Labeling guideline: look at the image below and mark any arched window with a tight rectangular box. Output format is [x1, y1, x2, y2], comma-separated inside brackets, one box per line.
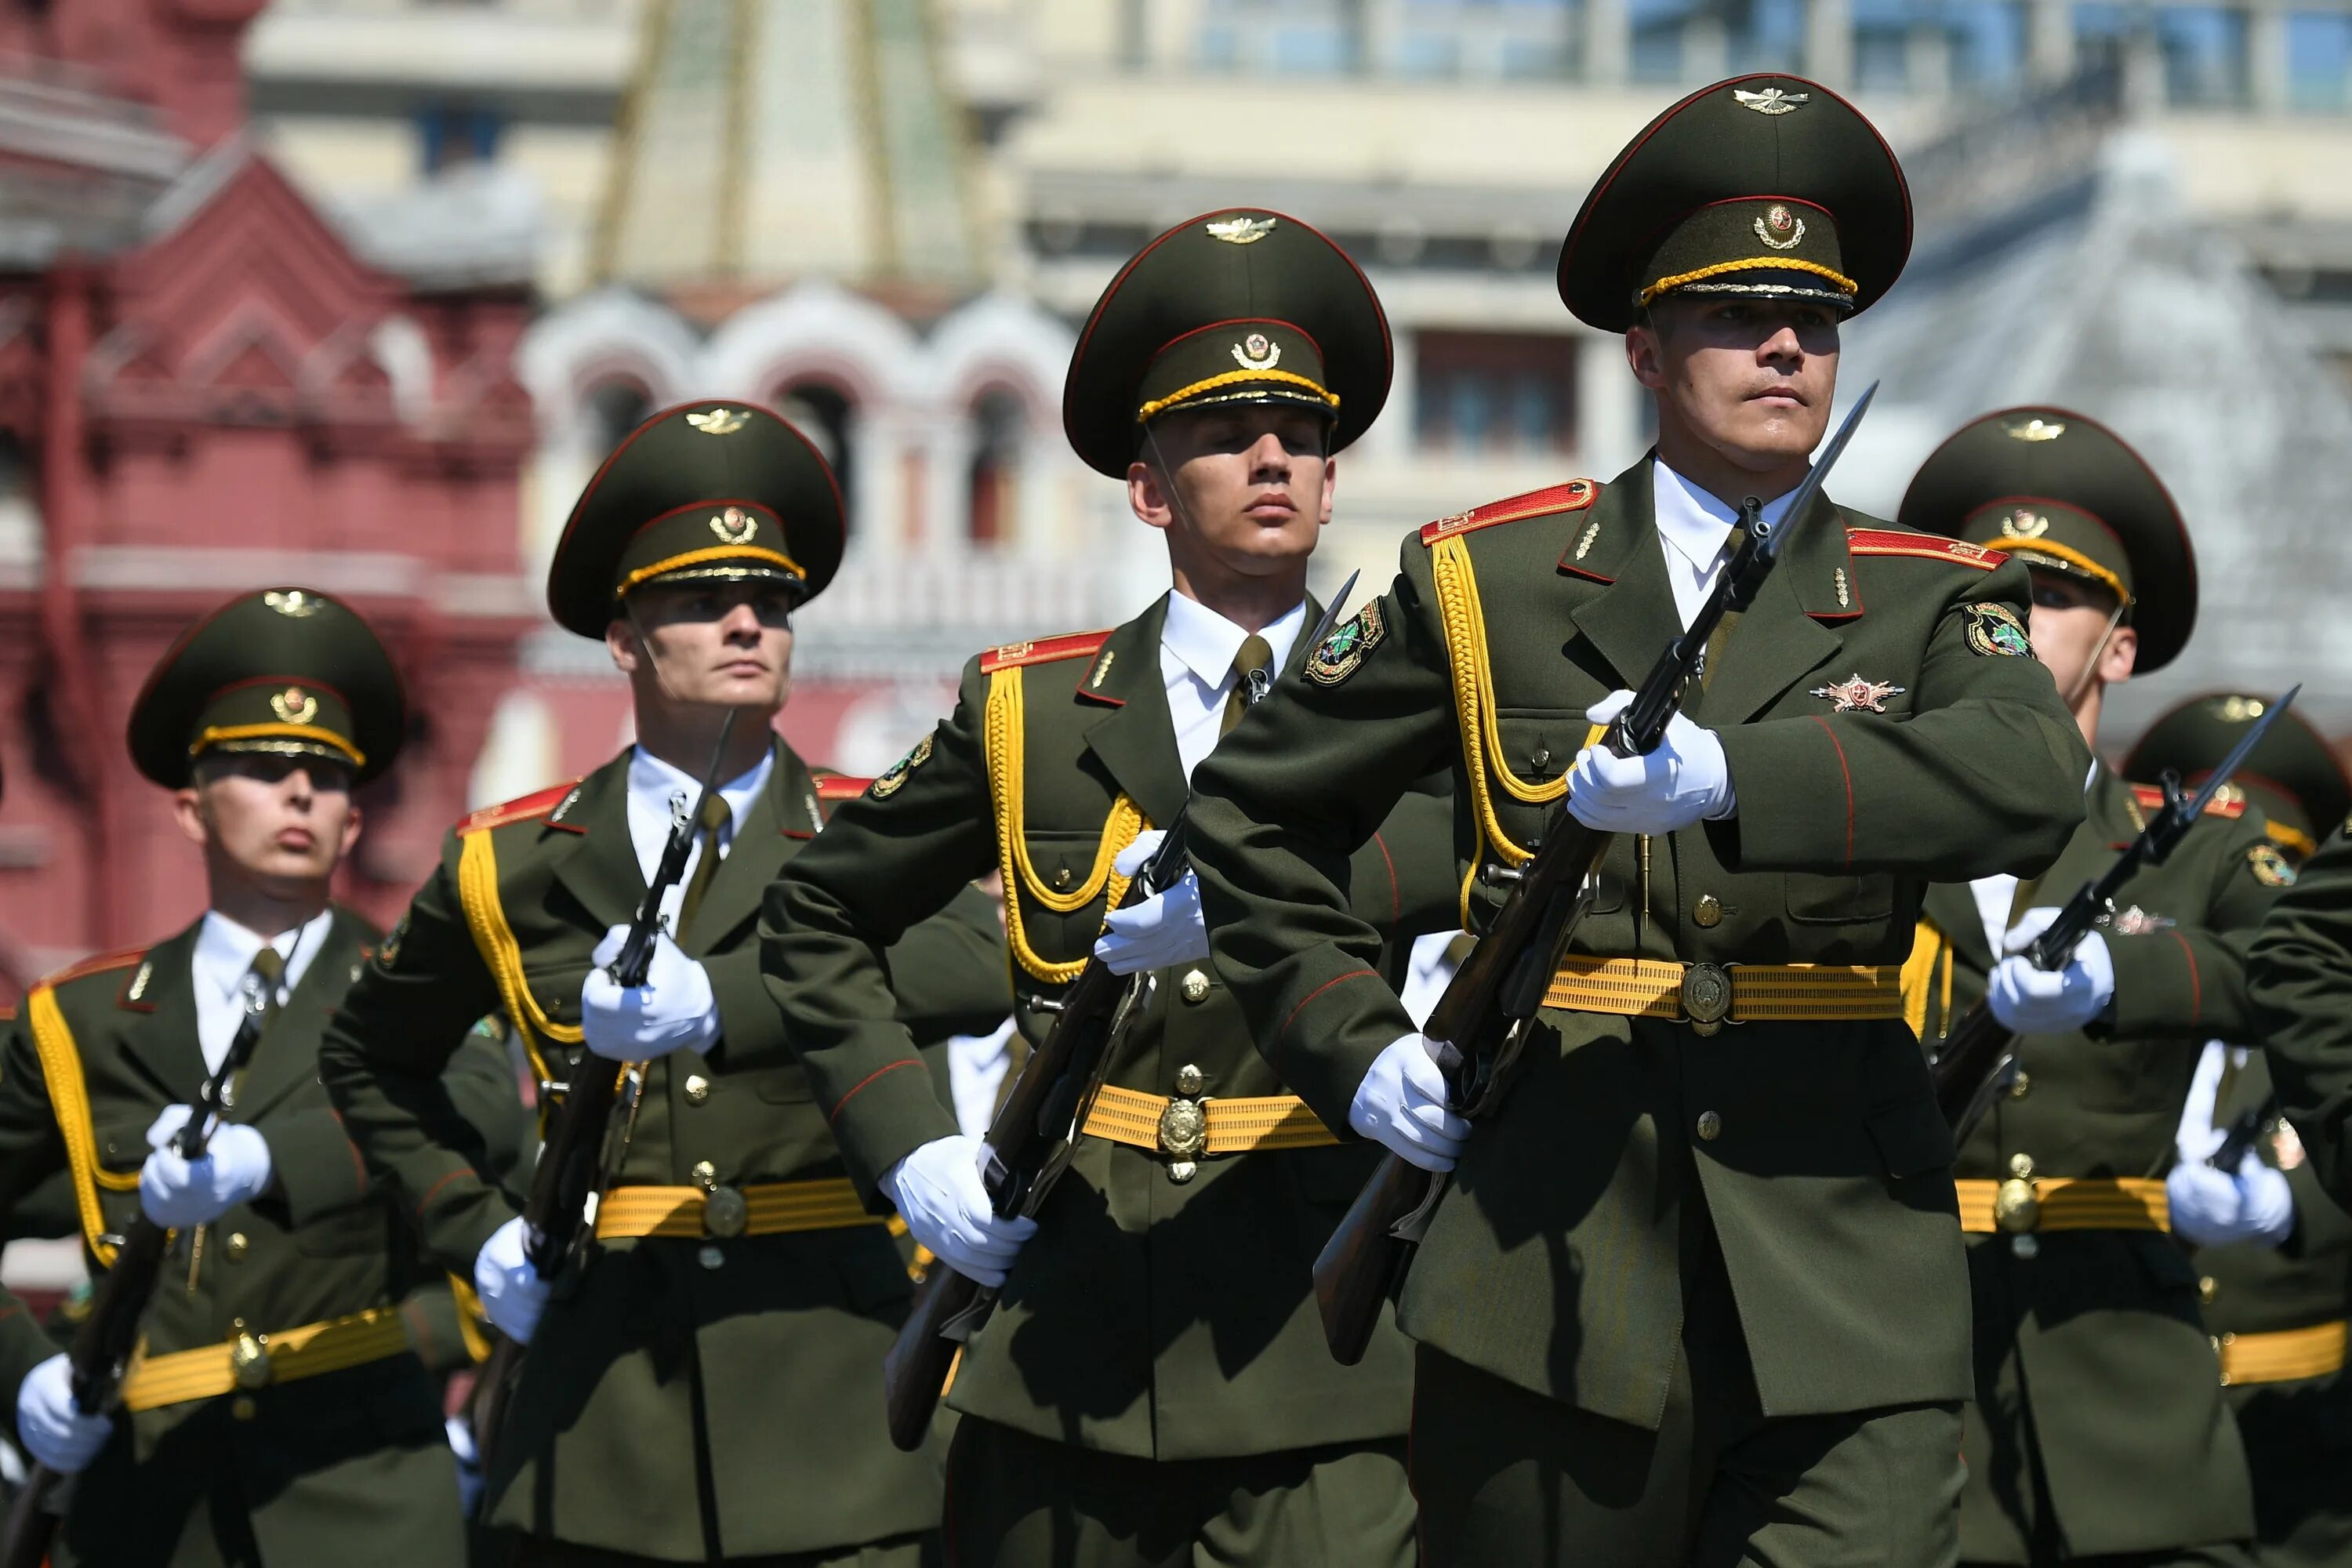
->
[967, 387, 1025, 547]
[773, 381, 856, 521]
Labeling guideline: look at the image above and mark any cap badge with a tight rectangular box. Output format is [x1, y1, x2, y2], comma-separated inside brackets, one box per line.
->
[263, 590, 321, 619]
[1206, 215, 1277, 245]
[1231, 334, 1282, 372]
[1809, 673, 1905, 713]
[685, 408, 751, 437]
[2005, 417, 2066, 442]
[1733, 86, 1809, 115]
[270, 687, 318, 725]
[1755, 205, 1804, 251]
[2000, 509, 2051, 540]
[710, 506, 759, 545]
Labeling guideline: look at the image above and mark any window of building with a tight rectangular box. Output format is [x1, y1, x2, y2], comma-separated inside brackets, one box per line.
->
[967, 389, 1025, 548]
[1199, 0, 1359, 73]
[2289, 12, 2352, 109]
[416, 103, 503, 174]
[1631, 0, 1695, 81]
[1726, 0, 1809, 73]
[775, 381, 857, 523]
[2154, 4, 2249, 105]
[1414, 332, 1579, 455]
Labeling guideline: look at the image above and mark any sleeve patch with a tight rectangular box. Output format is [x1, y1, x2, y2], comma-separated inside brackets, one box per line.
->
[869, 734, 933, 798]
[2249, 842, 2299, 887]
[1305, 601, 1385, 686]
[1962, 602, 2034, 657]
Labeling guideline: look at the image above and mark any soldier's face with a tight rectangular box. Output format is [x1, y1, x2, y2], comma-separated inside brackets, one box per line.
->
[175, 755, 361, 892]
[608, 581, 797, 716]
[2025, 568, 2137, 715]
[1628, 298, 1839, 470]
[1126, 406, 1335, 577]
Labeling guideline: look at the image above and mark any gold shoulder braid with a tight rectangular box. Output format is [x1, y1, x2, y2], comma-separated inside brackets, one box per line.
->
[982, 663, 1149, 983]
[1898, 921, 1956, 1042]
[455, 830, 583, 1092]
[24, 988, 143, 1266]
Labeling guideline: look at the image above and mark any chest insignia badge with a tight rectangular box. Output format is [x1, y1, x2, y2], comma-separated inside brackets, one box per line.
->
[1305, 601, 1385, 687]
[1809, 673, 1904, 713]
[2107, 906, 2176, 935]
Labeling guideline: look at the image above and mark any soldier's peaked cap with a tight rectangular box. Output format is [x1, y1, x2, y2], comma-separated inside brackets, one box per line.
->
[547, 398, 845, 639]
[1063, 209, 1392, 478]
[1898, 405, 2196, 674]
[2125, 694, 2349, 850]
[1559, 74, 1911, 332]
[129, 587, 407, 789]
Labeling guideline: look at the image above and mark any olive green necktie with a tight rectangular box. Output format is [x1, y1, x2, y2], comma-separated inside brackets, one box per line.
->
[244, 946, 285, 1025]
[1221, 635, 1275, 737]
[676, 793, 732, 937]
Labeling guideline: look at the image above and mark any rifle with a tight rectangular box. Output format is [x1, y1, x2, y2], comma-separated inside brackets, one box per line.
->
[2210, 1091, 2278, 1173]
[1312, 384, 1880, 1365]
[882, 575, 1362, 1452]
[468, 710, 739, 1472]
[1929, 685, 2301, 1144]
[1, 964, 278, 1566]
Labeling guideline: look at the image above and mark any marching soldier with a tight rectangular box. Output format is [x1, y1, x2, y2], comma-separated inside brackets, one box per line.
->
[1899, 409, 2285, 1567]
[2135, 696, 2352, 1568]
[0, 587, 525, 1564]
[1177, 78, 2092, 1566]
[2251, 820, 2352, 1210]
[318, 403, 1011, 1566]
[762, 211, 1456, 1566]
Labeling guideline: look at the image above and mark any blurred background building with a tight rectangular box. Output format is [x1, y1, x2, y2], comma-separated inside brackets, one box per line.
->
[2, 0, 2347, 993]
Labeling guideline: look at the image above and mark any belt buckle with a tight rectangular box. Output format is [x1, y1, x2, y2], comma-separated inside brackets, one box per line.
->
[1681, 963, 1734, 1037]
[1994, 1178, 2040, 1234]
[230, 1331, 272, 1391]
[1157, 1064, 1208, 1185]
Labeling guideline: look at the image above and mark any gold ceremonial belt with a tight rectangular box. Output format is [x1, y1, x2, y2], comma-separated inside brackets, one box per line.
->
[120, 1307, 410, 1412]
[1955, 1176, 2170, 1235]
[1081, 1085, 1338, 1167]
[1544, 956, 1904, 1036]
[2216, 1320, 2347, 1386]
[594, 1177, 882, 1242]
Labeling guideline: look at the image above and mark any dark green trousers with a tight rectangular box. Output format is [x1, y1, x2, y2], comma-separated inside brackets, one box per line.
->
[1961, 1552, 2255, 1567]
[941, 1417, 1413, 1568]
[1410, 1167, 1962, 1567]
[2231, 1372, 2352, 1568]
[503, 1529, 938, 1566]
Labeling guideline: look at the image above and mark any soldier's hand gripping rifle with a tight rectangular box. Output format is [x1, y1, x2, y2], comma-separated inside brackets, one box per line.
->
[1312, 384, 1879, 1366]
[881, 576, 1363, 1453]
[1930, 685, 2301, 1144]
[469, 710, 739, 1469]
[1, 966, 278, 1567]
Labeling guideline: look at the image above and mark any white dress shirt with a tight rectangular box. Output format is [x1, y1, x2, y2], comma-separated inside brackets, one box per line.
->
[1159, 592, 1307, 782]
[190, 909, 332, 1074]
[1650, 459, 1803, 631]
[624, 745, 775, 934]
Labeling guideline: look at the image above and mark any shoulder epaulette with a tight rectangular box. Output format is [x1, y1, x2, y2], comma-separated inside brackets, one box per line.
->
[1845, 529, 2002, 571]
[2131, 782, 2246, 819]
[814, 774, 872, 800]
[978, 630, 1112, 673]
[1420, 479, 1599, 546]
[456, 779, 582, 837]
[35, 946, 143, 993]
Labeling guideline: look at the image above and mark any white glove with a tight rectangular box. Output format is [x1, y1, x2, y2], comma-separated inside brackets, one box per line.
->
[2168, 1133, 2296, 1250]
[447, 1413, 484, 1514]
[1094, 832, 1210, 976]
[16, 1353, 108, 1475]
[583, 925, 719, 1061]
[880, 1134, 1037, 1288]
[473, 1216, 550, 1345]
[139, 1106, 272, 1228]
[1348, 1034, 1470, 1174]
[1564, 692, 1735, 835]
[1987, 908, 2114, 1034]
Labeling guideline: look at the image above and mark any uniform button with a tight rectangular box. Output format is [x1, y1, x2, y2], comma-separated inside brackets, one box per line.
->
[1692, 895, 1723, 928]
[1531, 745, 1553, 771]
[1053, 866, 1073, 891]
[691, 1160, 717, 1187]
[1174, 1063, 1206, 1096]
[1180, 970, 1210, 1005]
[698, 1245, 724, 1271]
[2008, 1070, 2032, 1100]
[2199, 1276, 2218, 1305]
[684, 1074, 710, 1105]
[230, 1396, 257, 1421]
[225, 1232, 249, 1262]
[1696, 1110, 1722, 1141]
[2009, 1152, 2034, 1178]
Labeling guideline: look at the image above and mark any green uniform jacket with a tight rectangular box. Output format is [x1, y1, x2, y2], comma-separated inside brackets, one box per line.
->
[760, 596, 1458, 1461]
[1918, 769, 2278, 1560]
[317, 739, 1011, 1561]
[1181, 460, 2091, 1428]
[0, 908, 523, 1566]
[2252, 824, 2352, 1211]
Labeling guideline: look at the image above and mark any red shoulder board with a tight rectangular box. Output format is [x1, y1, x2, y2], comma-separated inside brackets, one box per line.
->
[978, 630, 1112, 673]
[814, 774, 872, 800]
[457, 779, 582, 837]
[1420, 479, 1599, 546]
[1845, 530, 2002, 571]
[37, 945, 144, 992]
[2132, 782, 2246, 819]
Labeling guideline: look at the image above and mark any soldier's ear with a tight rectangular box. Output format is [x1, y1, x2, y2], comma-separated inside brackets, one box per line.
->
[1625, 317, 1669, 392]
[1127, 459, 1176, 534]
[172, 785, 211, 850]
[605, 617, 643, 675]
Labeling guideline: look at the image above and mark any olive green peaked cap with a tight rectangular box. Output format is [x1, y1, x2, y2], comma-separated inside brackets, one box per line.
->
[547, 399, 846, 638]
[1063, 209, 1392, 478]
[129, 587, 407, 788]
[2126, 693, 2350, 851]
[1898, 405, 2197, 674]
[1559, 74, 1911, 332]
